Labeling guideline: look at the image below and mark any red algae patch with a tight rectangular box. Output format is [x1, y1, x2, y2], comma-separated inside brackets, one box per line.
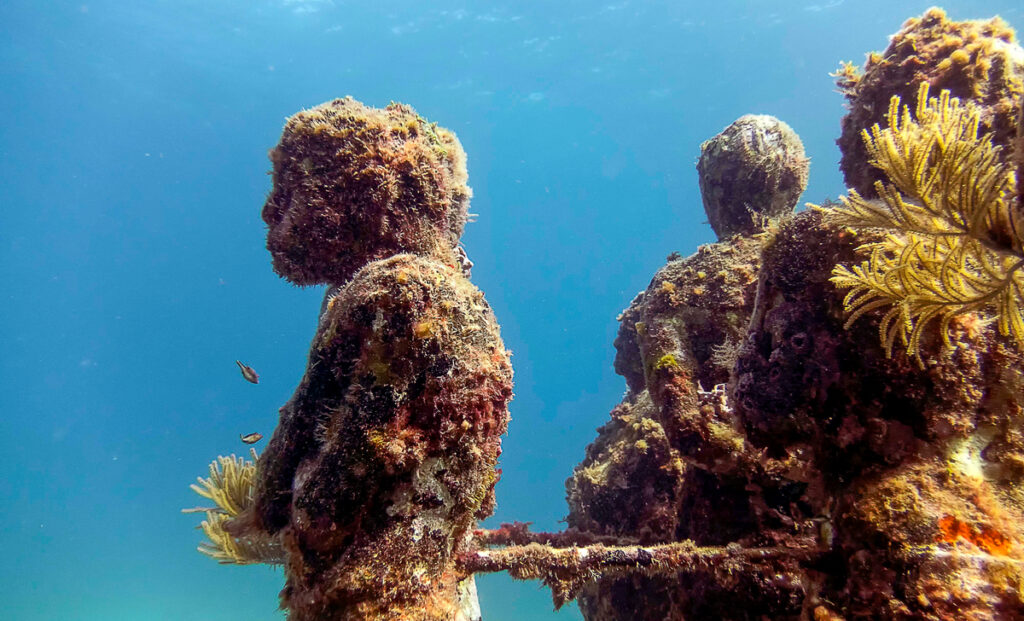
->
[937, 515, 1013, 556]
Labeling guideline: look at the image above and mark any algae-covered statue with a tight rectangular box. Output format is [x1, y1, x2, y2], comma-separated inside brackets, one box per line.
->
[188, 8, 1024, 621]
[568, 7, 1024, 620]
[193, 98, 514, 620]
[567, 114, 813, 619]
[253, 99, 514, 620]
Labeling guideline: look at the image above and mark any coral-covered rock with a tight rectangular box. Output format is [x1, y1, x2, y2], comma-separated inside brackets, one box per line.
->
[836, 7, 1024, 196]
[840, 464, 1024, 619]
[697, 114, 809, 239]
[263, 97, 471, 286]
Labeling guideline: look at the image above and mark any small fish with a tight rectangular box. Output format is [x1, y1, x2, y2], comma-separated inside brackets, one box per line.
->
[236, 360, 259, 384]
[455, 245, 473, 277]
[240, 432, 264, 444]
[181, 506, 226, 514]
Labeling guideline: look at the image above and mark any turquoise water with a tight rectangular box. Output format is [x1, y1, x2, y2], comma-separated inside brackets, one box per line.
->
[1, 1, 1019, 619]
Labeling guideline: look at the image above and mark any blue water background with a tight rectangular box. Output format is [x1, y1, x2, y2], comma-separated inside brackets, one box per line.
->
[2, 1, 1019, 619]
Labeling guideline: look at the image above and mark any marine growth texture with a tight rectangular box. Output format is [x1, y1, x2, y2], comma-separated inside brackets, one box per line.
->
[569, 10, 1024, 620]
[835, 7, 1024, 197]
[696, 114, 808, 238]
[249, 98, 513, 621]
[263, 97, 471, 286]
[568, 115, 805, 619]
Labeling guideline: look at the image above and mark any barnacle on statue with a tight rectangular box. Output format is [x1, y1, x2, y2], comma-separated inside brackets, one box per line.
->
[819, 82, 1024, 360]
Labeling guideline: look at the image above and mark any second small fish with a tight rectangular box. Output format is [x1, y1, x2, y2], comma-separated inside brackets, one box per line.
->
[236, 360, 259, 384]
[240, 432, 263, 444]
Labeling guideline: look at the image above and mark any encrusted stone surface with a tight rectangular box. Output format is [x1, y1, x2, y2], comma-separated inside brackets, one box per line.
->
[262, 97, 471, 286]
[571, 209, 1024, 620]
[567, 12, 1024, 614]
[836, 7, 1024, 197]
[734, 210, 1024, 618]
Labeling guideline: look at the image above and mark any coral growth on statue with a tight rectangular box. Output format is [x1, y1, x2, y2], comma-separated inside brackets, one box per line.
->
[697, 114, 808, 238]
[213, 97, 512, 621]
[262, 97, 472, 286]
[567, 113, 810, 618]
[835, 7, 1023, 196]
[187, 8, 1024, 621]
[568, 8, 1024, 620]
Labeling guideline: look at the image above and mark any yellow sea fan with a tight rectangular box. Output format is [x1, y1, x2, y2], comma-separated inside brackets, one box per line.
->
[190, 450, 259, 517]
[196, 510, 285, 565]
[185, 449, 284, 565]
[817, 82, 1023, 361]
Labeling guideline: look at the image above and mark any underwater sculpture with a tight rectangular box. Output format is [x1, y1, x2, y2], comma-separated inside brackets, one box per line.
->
[731, 93, 1024, 619]
[194, 97, 515, 620]
[567, 8, 1024, 620]
[253, 98, 517, 621]
[696, 114, 809, 239]
[567, 114, 811, 619]
[188, 7, 1024, 620]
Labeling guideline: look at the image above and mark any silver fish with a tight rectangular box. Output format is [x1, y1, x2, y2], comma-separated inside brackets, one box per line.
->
[236, 360, 259, 384]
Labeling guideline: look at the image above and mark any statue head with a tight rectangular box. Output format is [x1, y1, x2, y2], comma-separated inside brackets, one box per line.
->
[697, 114, 808, 239]
[262, 97, 471, 285]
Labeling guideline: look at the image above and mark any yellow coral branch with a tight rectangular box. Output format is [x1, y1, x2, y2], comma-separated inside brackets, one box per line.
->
[190, 451, 258, 517]
[184, 449, 285, 565]
[816, 83, 1024, 361]
[197, 511, 285, 565]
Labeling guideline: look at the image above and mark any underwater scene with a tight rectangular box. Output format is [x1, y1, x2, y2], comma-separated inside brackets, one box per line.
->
[4, 1, 1024, 619]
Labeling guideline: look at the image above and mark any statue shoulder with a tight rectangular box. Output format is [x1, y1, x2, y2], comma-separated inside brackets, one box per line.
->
[316, 254, 506, 361]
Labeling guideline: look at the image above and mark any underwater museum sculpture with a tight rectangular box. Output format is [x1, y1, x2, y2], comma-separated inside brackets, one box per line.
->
[834, 8, 1023, 200]
[567, 113, 812, 619]
[567, 8, 1024, 620]
[194, 97, 514, 620]
[189, 7, 1024, 620]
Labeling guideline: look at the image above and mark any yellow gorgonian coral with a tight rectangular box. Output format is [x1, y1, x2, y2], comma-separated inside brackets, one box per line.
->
[817, 82, 1023, 361]
[184, 449, 284, 565]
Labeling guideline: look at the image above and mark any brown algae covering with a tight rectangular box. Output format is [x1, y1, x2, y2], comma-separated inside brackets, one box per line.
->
[263, 97, 472, 286]
[567, 115, 809, 618]
[565, 8, 1024, 620]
